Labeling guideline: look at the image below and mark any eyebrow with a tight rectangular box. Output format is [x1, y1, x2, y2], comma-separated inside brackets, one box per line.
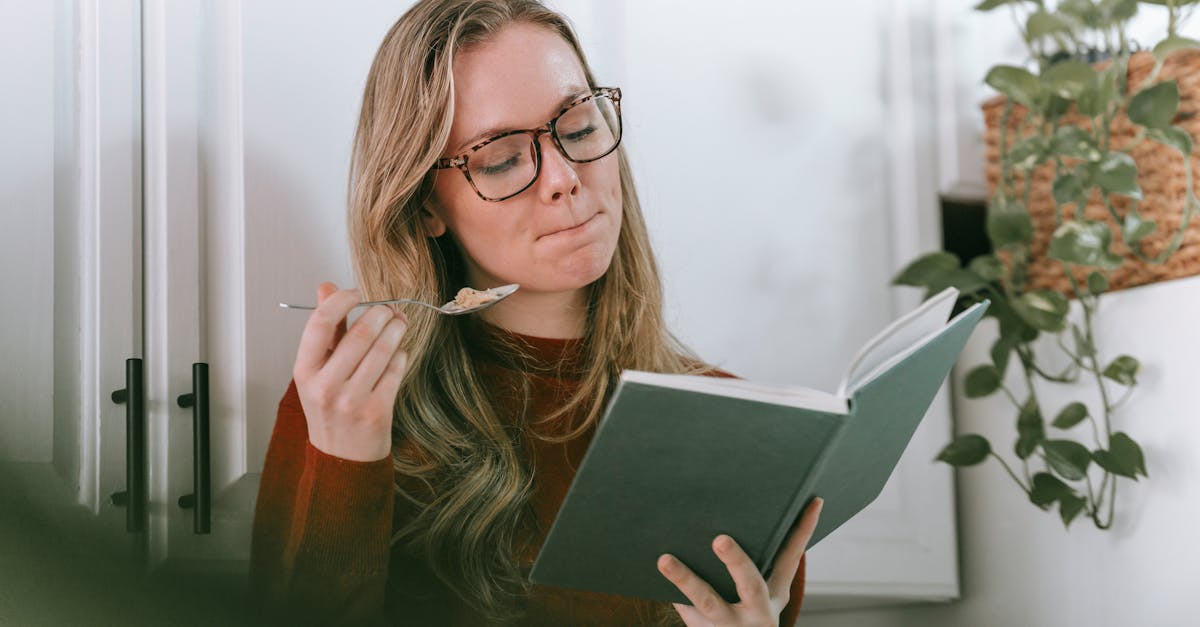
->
[451, 87, 590, 155]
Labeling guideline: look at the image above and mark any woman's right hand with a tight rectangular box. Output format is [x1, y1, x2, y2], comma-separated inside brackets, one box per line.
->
[292, 281, 410, 462]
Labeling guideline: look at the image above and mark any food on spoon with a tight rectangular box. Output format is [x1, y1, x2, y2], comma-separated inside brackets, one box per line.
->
[453, 286, 501, 309]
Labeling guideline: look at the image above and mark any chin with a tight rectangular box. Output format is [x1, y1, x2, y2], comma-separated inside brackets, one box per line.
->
[530, 253, 615, 293]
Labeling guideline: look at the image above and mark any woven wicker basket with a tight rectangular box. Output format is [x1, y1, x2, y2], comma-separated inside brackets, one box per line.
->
[982, 49, 1200, 296]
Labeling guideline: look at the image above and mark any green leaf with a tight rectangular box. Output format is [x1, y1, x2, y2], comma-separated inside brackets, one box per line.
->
[1052, 173, 1085, 205]
[1152, 35, 1200, 61]
[968, 255, 1006, 281]
[975, 0, 1025, 10]
[1072, 323, 1096, 358]
[1123, 211, 1158, 246]
[1060, 493, 1088, 527]
[1128, 81, 1180, 129]
[1009, 135, 1050, 170]
[1145, 126, 1193, 156]
[1043, 439, 1092, 480]
[1012, 290, 1070, 332]
[991, 297, 1040, 343]
[1111, 431, 1148, 478]
[1059, 0, 1102, 28]
[1047, 220, 1126, 269]
[1051, 125, 1101, 160]
[894, 252, 960, 287]
[936, 269, 991, 295]
[1077, 67, 1118, 117]
[986, 65, 1042, 109]
[937, 434, 992, 466]
[990, 333, 1019, 376]
[1099, 0, 1138, 21]
[1030, 472, 1072, 508]
[1092, 448, 1137, 479]
[987, 201, 1036, 249]
[965, 365, 1003, 398]
[1102, 354, 1140, 385]
[1052, 402, 1090, 429]
[1016, 398, 1045, 459]
[1041, 61, 1096, 100]
[1086, 271, 1108, 295]
[1027, 10, 1075, 42]
[1093, 151, 1142, 199]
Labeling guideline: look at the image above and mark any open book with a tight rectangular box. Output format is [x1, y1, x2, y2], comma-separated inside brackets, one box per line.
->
[529, 287, 989, 605]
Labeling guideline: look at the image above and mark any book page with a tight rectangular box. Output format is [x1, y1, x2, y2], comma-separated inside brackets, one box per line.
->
[619, 371, 848, 415]
[834, 287, 958, 399]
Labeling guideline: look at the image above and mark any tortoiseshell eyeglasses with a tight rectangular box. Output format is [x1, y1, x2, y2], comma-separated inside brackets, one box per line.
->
[431, 87, 623, 202]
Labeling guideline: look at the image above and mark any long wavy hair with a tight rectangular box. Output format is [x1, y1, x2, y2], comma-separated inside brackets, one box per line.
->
[347, 0, 709, 623]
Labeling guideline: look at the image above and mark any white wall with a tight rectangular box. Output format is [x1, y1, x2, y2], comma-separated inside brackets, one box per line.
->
[0, 0, 56, 463]
[612, 0, 904, 393]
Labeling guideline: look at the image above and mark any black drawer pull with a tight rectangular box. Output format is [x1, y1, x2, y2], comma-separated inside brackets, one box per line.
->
[176, 362, 211, 534]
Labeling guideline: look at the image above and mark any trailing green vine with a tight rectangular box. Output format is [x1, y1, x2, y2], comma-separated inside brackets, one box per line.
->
[895, 0, 1200, 529]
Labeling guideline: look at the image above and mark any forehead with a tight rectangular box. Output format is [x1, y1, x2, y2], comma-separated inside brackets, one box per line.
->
[449, 23, 588, 144]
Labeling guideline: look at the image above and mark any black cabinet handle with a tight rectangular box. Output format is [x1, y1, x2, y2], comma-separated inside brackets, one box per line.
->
[176, 362, 211, 534]
[109, 358, 145, 533]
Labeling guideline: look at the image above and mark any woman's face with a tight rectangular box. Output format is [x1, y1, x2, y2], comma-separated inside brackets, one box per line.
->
[425, 22, 623, 295]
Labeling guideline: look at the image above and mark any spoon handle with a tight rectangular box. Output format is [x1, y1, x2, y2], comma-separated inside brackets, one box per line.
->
[278, 298, 444, 312]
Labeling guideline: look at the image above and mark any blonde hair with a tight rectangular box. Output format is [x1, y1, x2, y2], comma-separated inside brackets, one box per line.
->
[348, 0, 707, 623]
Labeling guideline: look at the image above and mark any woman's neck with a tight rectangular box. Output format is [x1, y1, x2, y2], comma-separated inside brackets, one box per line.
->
[477, 287, 589, 340]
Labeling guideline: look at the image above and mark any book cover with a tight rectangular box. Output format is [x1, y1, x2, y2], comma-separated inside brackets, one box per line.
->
[529, 291, 989, 604]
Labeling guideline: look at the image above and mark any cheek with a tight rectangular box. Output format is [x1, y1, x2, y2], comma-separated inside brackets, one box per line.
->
[595, 158, 622, 207]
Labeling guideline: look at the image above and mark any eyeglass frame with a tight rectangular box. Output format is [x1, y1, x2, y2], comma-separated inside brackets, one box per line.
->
[431, 86, 623, 202]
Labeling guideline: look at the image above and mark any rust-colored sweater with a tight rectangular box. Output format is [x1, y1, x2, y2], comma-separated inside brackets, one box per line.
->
[248, 323, 806, 626]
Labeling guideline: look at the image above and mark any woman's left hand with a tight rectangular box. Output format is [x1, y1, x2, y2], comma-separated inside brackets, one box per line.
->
[657, 497, 824, 627]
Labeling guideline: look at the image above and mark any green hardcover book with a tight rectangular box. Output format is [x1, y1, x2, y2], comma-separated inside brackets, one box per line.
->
[528, 288, 989, 605]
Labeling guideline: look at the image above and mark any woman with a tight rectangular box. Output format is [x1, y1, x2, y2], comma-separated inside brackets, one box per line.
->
[248, 1, 823, 625]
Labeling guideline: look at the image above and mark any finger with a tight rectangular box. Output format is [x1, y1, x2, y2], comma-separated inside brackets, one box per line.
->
[656, 554, 735, 623]
[711, 534, 770, 609]
[346, 316, 408, 395]
[294, 287, 362, 377]
[670, 602, 706, 625]
[767, 496, 824, 599]
[320, 305, 395, 384]
[316, 282, 347, 348]
[372, 348, 409, 401]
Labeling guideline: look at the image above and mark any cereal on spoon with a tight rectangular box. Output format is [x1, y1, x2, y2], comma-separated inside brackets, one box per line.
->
[453, 286, 502, 309]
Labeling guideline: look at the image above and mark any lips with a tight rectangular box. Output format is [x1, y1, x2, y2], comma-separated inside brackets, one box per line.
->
[540, 213, 598, 240]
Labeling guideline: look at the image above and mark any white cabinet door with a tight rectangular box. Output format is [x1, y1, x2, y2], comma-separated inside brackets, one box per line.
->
[139, 0, 422, 574]
[67, 0, 147, 561]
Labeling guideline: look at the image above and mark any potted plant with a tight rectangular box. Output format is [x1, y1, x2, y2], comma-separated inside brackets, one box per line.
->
[894, 0, 1200, 529]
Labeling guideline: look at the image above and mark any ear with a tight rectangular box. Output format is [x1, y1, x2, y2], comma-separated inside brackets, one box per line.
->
[421, 200, 448, 238]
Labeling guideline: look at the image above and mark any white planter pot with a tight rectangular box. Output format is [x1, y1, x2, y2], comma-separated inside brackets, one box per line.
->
[946, 273, 1200, 626]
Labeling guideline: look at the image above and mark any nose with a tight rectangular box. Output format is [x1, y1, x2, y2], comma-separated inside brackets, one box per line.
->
[536, 131, 580, 203]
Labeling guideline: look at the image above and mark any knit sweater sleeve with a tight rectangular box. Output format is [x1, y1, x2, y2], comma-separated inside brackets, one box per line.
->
[248, 379, 395, 626]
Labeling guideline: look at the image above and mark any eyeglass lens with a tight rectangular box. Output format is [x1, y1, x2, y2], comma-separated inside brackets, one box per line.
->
[466, 94, 620, 200]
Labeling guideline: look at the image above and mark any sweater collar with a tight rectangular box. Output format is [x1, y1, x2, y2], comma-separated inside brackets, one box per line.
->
[468, 319, 588, 379]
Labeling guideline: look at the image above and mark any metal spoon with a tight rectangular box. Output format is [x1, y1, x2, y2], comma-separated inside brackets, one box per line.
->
[278, 283, 520, 316]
